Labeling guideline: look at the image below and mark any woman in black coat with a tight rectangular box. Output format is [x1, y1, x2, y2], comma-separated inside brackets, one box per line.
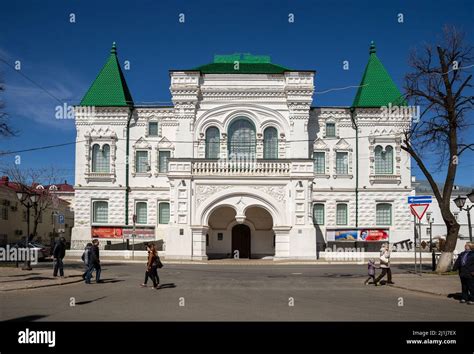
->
[453, 242, 474, 304]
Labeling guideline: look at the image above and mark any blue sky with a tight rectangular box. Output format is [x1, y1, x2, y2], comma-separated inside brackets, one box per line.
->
[0, 0, 473, 186]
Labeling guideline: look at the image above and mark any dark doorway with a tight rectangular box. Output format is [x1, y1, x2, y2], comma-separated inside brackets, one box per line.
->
[232, 224, 251, 258]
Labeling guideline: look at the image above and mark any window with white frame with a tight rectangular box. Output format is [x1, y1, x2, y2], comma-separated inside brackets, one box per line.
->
[313, 204, 325, 225]
[135, 151, 149, 173]
[326, 122, 336, 137]
[376, 203, 392, 225]
[374, 145, 394, 174]
[158, 151, 171, 173]
[336, 152, 348, 174]
[91, 144, 110, 173]
[263, 127, 278, 159]
[135, 202, 147, 224]
[148, 122, 159, 137]
[205, 127, 220, 159]
[313, 151, 325, 174]
[92, 201, 108, 224]
[336, 203, 348, 225]
[158, 202, 170, 224]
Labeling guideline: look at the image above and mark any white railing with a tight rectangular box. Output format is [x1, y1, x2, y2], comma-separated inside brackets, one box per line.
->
[192, 159, 291, 176]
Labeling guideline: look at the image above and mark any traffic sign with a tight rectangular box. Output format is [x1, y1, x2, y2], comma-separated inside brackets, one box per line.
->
[410, 204, 430, 221]
[408, 195, 432, 204]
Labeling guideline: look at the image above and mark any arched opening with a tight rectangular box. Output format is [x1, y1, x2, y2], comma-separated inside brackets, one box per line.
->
[205, 204, 274, 259]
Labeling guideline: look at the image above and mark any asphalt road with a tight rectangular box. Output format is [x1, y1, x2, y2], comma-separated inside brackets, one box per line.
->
[0, 262, 472, 321]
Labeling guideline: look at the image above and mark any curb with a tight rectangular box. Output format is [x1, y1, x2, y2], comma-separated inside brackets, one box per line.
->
[0, 276, 84, 292]
[388, 284, 450, 297]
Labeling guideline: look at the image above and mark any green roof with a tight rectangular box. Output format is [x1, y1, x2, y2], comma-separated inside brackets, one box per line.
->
[80, 43, 133, 107]
[192, 53, 290, 74]
[352, 42, 406, 108]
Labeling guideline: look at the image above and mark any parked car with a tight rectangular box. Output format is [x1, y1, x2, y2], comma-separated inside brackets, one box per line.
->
[10, 241, 52, 261]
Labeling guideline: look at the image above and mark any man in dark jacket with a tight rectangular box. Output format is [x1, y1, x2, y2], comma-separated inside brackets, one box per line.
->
[53, 237, 67, 277]
[452, 242, 474, 304]
[85, 239, 102, 283]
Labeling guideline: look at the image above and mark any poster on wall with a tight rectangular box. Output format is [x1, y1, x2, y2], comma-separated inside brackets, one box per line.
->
[91, 227, 123, 239]
[359, 229, 389, 242]
[334, 230, 359, 241]
[122, 227, 155, 239]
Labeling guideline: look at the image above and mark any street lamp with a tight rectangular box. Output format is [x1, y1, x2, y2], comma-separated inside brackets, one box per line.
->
[453, 189, 474, 242]
[16, 190, 38, 270]
[425, 211, 435, 271]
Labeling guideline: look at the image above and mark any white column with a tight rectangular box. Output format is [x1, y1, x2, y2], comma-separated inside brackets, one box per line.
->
[274, 226, 291, 259]
[191, 225, 209, 261]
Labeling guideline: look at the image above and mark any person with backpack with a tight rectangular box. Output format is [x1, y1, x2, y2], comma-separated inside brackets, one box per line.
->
[141, 243, 161, 289]
[52, 237, 67, 277]
[374, 243, 394, 285]
[81, 243, 93, 283]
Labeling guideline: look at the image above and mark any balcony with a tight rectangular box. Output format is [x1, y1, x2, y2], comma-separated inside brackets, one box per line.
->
[167, 159, 314, 178]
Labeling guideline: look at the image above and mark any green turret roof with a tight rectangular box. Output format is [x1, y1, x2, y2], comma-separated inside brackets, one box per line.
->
[352, 42, 406, 107]
[80, 43, 133, 107]
[192, 53, 290, 74]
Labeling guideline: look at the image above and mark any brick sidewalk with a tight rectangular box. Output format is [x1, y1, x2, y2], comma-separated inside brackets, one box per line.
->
[0, 266, 83, 291]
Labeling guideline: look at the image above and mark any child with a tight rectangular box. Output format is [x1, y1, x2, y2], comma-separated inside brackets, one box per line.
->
[364, 258, 377, 285]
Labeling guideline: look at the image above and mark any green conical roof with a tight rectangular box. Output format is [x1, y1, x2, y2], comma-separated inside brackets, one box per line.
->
[352, 42, 405, 107]
[80, 42, 133, 106]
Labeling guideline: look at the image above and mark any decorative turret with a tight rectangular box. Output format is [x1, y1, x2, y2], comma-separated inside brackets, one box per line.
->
[352, 41, 405, 107]
[80, 42, 133, 107]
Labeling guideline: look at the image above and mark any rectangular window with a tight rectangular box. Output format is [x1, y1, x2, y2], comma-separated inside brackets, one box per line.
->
[218, 233, 223, 241]
[336, 203, 348, 225]
[336, 152, 348, 175]
[1, 207, 8, 220]
[158, 202, 170, 224]
[148, 122, 158, 136]
[136, 202, 147, 224]
[159, 151, 171, 173]
[326, 123, 336, 137]
[135, 151, 149, 173]
[313, 152, 325, 174]
[22, 210, 27, 222]
[93, 201, 108, 224]
[313, 204, 325, 225]
[376, 203, 392, 226]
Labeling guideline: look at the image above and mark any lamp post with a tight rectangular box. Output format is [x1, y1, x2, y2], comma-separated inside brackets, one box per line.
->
[426, 211, 435, 271]
[453, 189, 474, 243]
[16, 190, 38, 270]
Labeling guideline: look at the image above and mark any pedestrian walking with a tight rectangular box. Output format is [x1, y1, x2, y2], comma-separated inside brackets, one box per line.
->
[85, 239, 102, 283]
[364, 258, 378, 285]
[374, 243, 394, 285]
[81, 243, 93, 283]
[452, 242, 474, 304]
[52, 237, 67, 277]
[141, 243, 161, 289]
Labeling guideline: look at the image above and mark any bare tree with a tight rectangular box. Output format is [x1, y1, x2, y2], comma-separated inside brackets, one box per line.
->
[0, 75, 16, 137]
[402, 25, 474, 272]
[2, 164, 60, 241]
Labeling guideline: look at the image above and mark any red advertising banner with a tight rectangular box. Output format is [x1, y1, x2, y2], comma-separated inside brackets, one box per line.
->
[91, 227, 123, 239]
[359, 229, 389, 242]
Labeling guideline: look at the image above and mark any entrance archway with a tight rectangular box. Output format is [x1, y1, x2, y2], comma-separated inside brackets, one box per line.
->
[232, 224, 251, 258]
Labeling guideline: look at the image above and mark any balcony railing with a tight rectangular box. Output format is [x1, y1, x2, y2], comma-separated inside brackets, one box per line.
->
[192, 159, 291, 176]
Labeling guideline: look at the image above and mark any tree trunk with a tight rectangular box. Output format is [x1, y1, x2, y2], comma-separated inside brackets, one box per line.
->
[435, 217, 460, 272]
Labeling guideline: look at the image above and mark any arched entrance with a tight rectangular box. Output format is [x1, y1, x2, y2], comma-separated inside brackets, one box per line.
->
[232, 224, 251, 258]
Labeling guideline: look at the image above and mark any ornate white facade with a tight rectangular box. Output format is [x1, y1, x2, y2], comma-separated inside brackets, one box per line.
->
[72, 59, 413, 260]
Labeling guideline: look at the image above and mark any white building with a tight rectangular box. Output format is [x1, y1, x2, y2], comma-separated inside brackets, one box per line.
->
[71, 42, 413, 260]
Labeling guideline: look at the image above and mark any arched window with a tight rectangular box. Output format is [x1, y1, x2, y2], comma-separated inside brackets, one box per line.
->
[263, 127, 278, 159]
[228, 118, 256, 160]
[205, 127, 220, 159]
[92, 144, 110, 173]
[375, 145, 393, 174]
